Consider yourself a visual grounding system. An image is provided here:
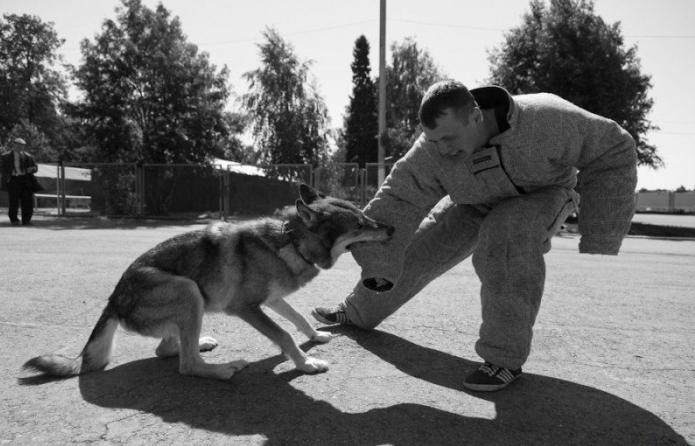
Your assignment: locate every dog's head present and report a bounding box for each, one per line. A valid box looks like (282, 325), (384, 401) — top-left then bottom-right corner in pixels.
(294, 184), (393, 269)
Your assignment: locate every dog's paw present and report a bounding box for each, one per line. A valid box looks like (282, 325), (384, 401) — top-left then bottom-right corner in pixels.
(228, 359), (249, 372)
(297, 357), (329, 374)
(198, 336), (218, 352)
(310, 332), (333, 344)
(180, 359), (248, 380)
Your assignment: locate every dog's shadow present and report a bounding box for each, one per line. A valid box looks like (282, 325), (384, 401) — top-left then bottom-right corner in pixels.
(23, 334), (687, 445)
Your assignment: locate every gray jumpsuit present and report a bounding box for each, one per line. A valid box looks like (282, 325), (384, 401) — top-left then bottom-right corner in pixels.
(346, 86), (638, 369)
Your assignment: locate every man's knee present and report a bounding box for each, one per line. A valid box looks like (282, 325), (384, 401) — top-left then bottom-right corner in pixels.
(478, 210), (545, 251)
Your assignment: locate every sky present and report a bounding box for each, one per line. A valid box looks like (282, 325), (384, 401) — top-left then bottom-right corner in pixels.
(2, 0), (694, 190)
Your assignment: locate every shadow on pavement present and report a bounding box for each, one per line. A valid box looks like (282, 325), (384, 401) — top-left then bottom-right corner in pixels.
(332, 327), (687, 445)
(19, 333), (687, 445)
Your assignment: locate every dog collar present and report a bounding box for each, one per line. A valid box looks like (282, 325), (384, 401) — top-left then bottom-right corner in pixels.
(281, 221), (314, 266)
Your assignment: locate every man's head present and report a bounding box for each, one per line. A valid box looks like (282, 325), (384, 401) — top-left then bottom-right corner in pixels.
(10, 137), (26, 152)
(418, 80), (483, 157)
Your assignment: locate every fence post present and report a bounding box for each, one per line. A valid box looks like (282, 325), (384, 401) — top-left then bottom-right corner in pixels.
(55, 163), (60, 215)
(59, 161), (66, 216)
(136, 162), (144, 217)
(359, 168), (366, 207)
(220, 167), (230, 221)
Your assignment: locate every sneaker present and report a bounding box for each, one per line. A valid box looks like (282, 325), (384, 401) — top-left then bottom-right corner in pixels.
(463, 362), (522, 392)
(311, 304), (353, 325)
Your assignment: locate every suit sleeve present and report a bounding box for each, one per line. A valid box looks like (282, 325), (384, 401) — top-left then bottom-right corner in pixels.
(556, 104), (638, 255)
(25, 154), (38, 174)
(351, 140), (446, 284)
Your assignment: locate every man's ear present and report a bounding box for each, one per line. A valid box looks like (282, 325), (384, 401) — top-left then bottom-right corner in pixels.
(296, 199), (318, 225)
(471, 107), (483, 125)
(299, 183), (324, 204)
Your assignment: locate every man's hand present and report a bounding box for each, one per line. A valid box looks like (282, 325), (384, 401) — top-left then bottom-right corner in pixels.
(363, 277), (393, 292)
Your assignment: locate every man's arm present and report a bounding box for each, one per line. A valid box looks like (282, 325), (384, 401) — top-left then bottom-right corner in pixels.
(351, 139), (446, 285)
(25, 154), (38, 174)
(556, 102), (638, 255)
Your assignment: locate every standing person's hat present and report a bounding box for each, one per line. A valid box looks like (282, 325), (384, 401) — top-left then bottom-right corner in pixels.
(12, 137), (26, 145)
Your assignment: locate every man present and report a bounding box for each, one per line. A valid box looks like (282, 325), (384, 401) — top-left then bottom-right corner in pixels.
(1, 137), (40, 225)
(313, 81), (637, 392)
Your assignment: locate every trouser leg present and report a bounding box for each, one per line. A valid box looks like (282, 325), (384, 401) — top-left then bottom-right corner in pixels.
(472, 187), (576, 369)
(344, 197), (485, 329)
(8, 179), (20, 222)
(20, 181), (34, 223)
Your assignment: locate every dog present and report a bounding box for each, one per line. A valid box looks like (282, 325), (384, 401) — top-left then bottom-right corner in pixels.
(23, 184), (393, 380)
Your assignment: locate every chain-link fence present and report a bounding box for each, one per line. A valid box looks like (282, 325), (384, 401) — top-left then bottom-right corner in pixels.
(143, 164), (223, 217)
(24, 162), (396, 218)
(314, 162), (361, 203)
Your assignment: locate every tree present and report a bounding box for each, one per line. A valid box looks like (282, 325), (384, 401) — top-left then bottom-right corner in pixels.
(242, 27), (330, 167)
(72, 0), (235, 164)
(0, 14), (69, 160)
(343, 35), (378, 167)
(216, 111), (259, 164)
(488, 0), (661, 167)
(381, 37), (445, 160)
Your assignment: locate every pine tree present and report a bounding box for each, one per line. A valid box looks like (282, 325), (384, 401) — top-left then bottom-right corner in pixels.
(343, 35), (378, 167)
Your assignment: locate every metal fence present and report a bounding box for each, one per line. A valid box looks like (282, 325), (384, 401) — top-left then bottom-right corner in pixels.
(29, 162), (395, 218)
(22, 162), (695, 218)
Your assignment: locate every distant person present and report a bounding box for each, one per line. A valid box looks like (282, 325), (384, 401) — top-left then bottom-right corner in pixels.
(312, 80), (637, 392)
(1, 138), (42, 226)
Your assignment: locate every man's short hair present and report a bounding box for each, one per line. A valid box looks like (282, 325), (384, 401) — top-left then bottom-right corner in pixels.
(418, 80), (476, 129)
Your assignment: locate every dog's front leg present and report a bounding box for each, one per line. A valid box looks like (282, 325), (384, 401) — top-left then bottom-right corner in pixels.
(265, 299), (333, 343)
(236, 305), (329, 373)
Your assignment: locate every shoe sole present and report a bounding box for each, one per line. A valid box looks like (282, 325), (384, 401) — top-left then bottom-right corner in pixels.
(311, 309), (337, 325)
(462, 375), (521, 392)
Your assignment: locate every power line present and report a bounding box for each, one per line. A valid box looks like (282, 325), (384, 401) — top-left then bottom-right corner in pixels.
(390, 18), (695, 39)
(390, 19), (503, 32)
(61, 20), (378, 51)
(179, 20), (378, 48)
(627, 35), (695, 39)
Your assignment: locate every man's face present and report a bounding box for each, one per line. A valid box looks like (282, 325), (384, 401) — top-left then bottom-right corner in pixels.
(10, 141), (23, 152)
(422, 108), (477, 157)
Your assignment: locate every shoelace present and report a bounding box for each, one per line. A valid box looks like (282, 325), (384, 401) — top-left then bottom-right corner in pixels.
(480, 362), (517, 383)
(334, 311), (350, 324)
(480, 363), (499, 376)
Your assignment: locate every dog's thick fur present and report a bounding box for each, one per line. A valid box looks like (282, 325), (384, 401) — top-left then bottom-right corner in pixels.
(23, 184), (392, 380)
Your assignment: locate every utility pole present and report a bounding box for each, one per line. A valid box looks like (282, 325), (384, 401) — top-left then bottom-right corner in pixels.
(377, 0), (386, 185)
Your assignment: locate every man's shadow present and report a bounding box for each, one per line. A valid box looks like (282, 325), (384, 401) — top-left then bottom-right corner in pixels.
(331, 327), (687, 445)
(20, 334), (687, 445)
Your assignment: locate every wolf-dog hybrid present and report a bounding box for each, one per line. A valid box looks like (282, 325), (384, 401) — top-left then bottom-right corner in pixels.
(24, 184), (393, 380)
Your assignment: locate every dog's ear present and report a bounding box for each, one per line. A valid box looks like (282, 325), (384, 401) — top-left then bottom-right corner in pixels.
(298, 183), (324, 204)
(296, 199), (318, 225)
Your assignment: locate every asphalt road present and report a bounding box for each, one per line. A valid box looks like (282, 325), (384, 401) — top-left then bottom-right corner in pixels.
(1, 221), (693, 445)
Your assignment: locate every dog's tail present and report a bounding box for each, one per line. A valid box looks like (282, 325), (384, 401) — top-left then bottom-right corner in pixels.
(23, 304), (119, 377)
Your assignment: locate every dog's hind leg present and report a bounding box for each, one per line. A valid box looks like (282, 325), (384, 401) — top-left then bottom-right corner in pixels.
(128, 272), (247, 379)
(155, 336), (219, 358)
(173, 279), (247, 379)
(155, 336), (180, 358)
